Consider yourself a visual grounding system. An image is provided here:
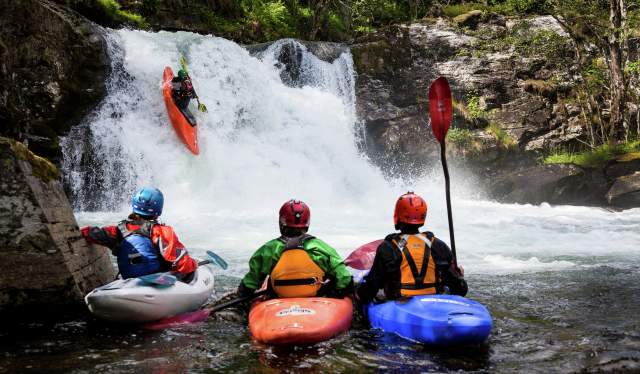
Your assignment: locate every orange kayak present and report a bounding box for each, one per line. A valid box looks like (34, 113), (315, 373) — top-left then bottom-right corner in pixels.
(162, 66), (199, 155)
(249, 297), (353, 345)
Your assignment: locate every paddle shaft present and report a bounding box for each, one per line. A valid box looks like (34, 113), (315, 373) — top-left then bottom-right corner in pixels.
(439, 142), (457, 268)
(209, 290), (268, 314)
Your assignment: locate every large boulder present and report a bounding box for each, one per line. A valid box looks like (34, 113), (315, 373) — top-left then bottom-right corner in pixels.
(0, 0), (110, 163)
(487, 164), (608, 206)
(606, 172), (640, 209)
(0, 137), (114, 310)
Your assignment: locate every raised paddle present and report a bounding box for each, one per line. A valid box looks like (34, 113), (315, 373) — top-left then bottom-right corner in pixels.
(428, 77), (458, 270)
(179, 55), (208, 113)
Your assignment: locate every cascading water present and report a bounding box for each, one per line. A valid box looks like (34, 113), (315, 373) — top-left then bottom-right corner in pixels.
(62, 29), (640, 275)
(6, 28), (635, 373)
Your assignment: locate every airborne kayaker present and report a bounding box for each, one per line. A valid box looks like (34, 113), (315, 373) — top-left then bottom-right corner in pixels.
(237, 199), (353, 299)
(171, 69), (197, 111)
(356, 192), (467, 304)
(80, 187), (198, 282)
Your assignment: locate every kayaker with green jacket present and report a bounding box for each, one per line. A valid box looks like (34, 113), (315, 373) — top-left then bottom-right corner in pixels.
(356, 192), (467, 304)
(238, 199), (353, 299)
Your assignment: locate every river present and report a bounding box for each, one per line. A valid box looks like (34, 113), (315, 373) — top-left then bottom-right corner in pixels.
(2, 29), (638, 373)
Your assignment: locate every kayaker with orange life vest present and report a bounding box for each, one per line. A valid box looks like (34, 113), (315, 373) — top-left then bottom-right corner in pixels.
(356, 192), (467, 304)
(80, 187), (198, 281)
(237, 199), (353, 299)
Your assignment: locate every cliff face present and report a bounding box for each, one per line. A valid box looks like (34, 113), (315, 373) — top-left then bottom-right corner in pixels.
(0, 137), (115, 310)
(351, 16), (640, 209)
(0, 0), (110, 163)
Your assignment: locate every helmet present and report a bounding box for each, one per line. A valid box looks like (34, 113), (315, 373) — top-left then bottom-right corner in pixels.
(177, 69), (188, 80)
(279, 199), (310, 229)
(393, 191), (427, 226)
(131, 187), (164, 217)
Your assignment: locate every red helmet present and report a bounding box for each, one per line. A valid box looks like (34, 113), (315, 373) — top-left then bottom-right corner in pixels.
(279, 199), (311, 229)
(393, 192), (427, 226)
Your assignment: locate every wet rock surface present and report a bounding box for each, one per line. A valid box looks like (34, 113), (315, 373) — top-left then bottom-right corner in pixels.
(0, 137), (114, 309)
(0, 0), (110, 163)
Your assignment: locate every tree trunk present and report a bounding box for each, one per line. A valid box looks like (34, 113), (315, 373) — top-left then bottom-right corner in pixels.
(608, 0), (627, 142)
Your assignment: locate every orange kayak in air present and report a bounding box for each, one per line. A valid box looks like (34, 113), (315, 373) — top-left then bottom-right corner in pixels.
(249, 297), (353, 345)
(162, 66), (199, 155)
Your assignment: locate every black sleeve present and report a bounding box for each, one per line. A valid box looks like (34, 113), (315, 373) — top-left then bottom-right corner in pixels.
(356, 238), (399, 303)
(430, 237), (468, 297)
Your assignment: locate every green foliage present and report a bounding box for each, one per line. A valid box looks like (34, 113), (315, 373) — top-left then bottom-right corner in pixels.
(584, 58), (608, 91)
(625, 60), (640, 76)
(447, 128), (474, 148)
(466, 96), (485, 119)
(544, 140), (640, 167)
(97, 0), (147, 27)
(443, 4), (477, 18)
(487, 122), (516, 148)
(243, 0), (297, 39)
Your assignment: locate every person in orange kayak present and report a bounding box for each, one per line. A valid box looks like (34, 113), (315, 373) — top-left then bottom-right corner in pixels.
(171, 69), (197, 111)
(80, 187), (198, 281)
(237, 199), (353, 299)
(356, 192), (467, 303)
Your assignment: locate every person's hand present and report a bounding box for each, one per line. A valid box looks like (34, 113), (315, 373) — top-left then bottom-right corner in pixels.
(80, 226), (90, 239)
(451, 263), (464, 277)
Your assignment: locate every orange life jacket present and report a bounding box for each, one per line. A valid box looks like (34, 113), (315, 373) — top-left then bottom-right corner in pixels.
(392, 233), (438, 297)
(270, 235), (325, 298)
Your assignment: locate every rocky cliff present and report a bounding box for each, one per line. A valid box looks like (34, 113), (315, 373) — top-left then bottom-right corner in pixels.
(0, 0), (110, 163)
(351, 15), (640, 209)
(0, 137), (114, 309)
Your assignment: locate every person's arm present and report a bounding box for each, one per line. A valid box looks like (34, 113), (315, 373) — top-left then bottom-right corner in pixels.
(153, 225), (197, 275)
(312, 239), (353, 290)
(356, 239), (396, 303)
(430, 237), (468, 296)
(80, 225), (119, 249)
(239, 240), (278, 293)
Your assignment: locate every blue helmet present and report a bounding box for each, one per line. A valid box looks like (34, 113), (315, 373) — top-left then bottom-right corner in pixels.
(131, 187), (164, 217)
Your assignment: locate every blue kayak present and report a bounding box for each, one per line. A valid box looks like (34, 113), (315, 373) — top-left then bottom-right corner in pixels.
(367, 295), (492, 346)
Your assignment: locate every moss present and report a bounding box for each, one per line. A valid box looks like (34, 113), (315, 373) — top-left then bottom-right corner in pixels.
(97, 0), (148, 28)
(544, 140), (640, 168)
(0, 138), (60, 183)
(523, 79), (557, 99)
(487, 122), (516, 149)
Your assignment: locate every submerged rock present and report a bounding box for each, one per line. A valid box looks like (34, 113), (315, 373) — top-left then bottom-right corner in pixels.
(0, 137), (114, 310)
(0, 0), (110, 163)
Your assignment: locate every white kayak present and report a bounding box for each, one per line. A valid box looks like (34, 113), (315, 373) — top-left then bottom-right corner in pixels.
(85, 265), (215, 323)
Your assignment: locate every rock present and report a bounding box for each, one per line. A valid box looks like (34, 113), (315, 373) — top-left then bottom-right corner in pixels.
(487, 164), (608, 206)
(352, 17), (576, 177)
(606, 172), (640, 209)
(0, 0), (110, 163)
(453, 10), (484, 29)
(0, 137), (115, 310)
(605, 152), (640, 179)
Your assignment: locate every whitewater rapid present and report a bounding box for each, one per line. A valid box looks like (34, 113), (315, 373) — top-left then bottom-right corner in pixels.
(62, 29), (640, 279)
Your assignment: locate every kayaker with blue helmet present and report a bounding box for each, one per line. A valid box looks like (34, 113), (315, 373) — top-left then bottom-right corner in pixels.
(80, 187), (198, 281)
(237, 199), (353, 299)
(356, 192), (467, 304)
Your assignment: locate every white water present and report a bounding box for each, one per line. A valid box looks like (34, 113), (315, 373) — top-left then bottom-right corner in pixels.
(63, 30), (640, 279)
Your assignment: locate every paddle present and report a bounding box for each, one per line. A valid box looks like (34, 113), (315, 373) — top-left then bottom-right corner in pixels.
(142, 289), (268, 330)
(139, 272), (177, 286)
(428, 77), (458, 270)
(179, 55), (208, 113)
(206, 250), (228, 270)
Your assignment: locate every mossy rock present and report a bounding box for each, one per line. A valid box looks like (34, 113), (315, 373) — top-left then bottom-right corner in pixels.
(453, 10), (483, 29)
(0, 137), (60, 183)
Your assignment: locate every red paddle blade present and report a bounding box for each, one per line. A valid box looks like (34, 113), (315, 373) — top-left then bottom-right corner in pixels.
(428, 77), (453, 144)
(142, 308), (212, 330)
(345, 239), (383, 270)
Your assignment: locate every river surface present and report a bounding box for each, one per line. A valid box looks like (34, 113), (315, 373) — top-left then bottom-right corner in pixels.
(2, 29), (639, 373)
